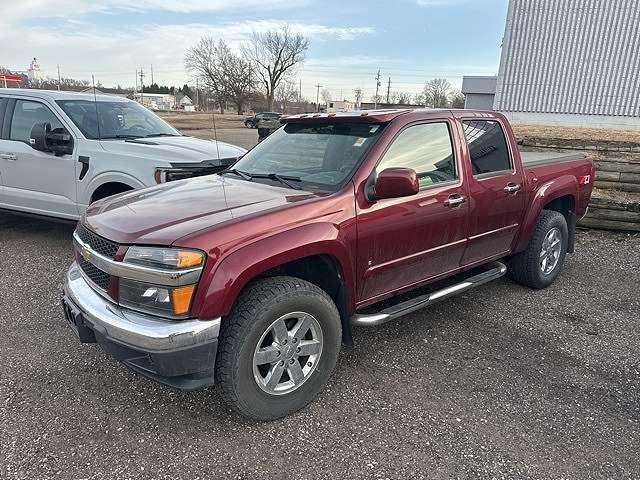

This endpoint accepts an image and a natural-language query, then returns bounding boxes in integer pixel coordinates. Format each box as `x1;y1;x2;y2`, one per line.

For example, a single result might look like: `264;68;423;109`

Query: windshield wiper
251;173;302;190
145;133;180;138
219;168;253;181
99;134;142;139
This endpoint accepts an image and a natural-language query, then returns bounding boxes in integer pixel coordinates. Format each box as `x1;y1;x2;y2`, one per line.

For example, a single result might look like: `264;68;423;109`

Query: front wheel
508;210;568;289
215;276;341;420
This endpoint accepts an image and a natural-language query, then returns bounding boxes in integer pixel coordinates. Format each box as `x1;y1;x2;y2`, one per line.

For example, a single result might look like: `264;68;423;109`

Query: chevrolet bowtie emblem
80;244;92;262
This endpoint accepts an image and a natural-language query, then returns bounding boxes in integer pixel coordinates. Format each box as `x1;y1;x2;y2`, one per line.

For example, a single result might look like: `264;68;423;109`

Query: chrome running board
351;262;507;327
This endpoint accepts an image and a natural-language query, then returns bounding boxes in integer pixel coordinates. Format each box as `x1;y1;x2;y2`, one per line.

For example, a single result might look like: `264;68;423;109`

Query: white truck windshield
56;100;179;140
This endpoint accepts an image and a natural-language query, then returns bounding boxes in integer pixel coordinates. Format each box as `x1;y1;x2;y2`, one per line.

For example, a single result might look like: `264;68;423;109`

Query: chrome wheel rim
540;227;562;275
252;312;323;396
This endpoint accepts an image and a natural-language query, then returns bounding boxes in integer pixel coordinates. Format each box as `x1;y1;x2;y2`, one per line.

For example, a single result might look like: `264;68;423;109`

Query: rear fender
193;223;356;319
513;175;578;253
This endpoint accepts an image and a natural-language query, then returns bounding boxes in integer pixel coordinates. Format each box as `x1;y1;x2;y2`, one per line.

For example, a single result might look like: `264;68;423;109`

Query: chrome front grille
75;225;119;258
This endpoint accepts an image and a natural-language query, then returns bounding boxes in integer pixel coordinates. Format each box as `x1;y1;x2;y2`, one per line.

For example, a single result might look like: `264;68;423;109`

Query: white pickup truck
0;89;246;220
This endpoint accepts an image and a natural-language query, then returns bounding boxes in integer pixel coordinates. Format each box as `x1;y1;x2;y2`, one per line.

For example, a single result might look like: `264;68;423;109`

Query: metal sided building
494;0;640;130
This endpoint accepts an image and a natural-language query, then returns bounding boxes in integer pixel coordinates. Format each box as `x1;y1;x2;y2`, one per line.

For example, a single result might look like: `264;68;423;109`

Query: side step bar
351;262;507;327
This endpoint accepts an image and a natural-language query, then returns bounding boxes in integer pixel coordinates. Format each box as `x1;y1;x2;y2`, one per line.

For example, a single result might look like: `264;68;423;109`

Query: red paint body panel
81;109;595;320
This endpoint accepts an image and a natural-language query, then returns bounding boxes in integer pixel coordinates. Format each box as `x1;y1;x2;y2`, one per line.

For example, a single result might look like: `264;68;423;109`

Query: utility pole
135;69;138;94
57;64;61;91
299;79;302;103
386;77;391;104
138;69;145;105
150;64;154;85
196;78;199;111
315;83;322;112
374;69;381;109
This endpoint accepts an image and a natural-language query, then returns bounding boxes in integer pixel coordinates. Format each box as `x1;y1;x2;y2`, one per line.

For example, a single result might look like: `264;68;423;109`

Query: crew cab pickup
0;89;245;220
62;109;595;420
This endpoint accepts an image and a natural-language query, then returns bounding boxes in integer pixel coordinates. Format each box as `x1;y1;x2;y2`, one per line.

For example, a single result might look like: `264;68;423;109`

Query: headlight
119;246;205;318
124;246;204;270
119;279;197;318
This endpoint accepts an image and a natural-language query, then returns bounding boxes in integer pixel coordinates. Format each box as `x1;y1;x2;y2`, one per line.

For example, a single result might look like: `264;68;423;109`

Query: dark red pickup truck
63;109;595;420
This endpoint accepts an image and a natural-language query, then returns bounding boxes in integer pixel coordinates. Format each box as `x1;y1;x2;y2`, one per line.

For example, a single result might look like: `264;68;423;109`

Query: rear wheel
508;210;568;289
215;276;341;420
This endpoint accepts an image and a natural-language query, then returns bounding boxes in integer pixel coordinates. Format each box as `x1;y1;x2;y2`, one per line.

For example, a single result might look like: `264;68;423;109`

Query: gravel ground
1;212;639;480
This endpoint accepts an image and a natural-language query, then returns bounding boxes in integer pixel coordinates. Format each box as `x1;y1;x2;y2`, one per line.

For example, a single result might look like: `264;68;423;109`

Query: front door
458;118;524;265
0;98;78;218
357;120;469;304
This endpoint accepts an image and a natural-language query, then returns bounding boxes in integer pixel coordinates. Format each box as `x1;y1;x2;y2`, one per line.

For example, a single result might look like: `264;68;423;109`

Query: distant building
326;100;354;113
133;92;175;110
462;76;497;110
494;0;640;129
27;58;43;84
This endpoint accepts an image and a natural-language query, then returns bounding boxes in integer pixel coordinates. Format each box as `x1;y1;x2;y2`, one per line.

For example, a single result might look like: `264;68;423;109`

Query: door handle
504;183;521;194
444;194;465;207
0;153;17;161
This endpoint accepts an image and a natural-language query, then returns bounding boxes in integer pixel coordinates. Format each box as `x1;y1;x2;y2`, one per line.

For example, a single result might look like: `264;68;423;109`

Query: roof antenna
92;74;101;141
211;107;220;161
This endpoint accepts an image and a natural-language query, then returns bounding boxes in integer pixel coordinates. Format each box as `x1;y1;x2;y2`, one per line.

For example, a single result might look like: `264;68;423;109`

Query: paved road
1;211;639;479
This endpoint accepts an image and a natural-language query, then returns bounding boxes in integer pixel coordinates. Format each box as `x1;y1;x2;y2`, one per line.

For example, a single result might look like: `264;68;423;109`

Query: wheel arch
514;175;578;253
192;224;356;344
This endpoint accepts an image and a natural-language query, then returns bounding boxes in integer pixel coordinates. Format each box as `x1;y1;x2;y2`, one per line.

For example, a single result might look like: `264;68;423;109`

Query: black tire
508;210;568;289
215;276;341;421
245;120;254;129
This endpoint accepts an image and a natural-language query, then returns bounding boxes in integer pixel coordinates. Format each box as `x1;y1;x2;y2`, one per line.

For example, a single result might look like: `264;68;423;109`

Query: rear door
458;118;524;265
0;97;8;199
0;98;78;218
357;119;470;303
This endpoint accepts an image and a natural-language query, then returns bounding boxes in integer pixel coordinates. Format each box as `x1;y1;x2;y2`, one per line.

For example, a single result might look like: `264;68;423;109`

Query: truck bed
520;150;587;167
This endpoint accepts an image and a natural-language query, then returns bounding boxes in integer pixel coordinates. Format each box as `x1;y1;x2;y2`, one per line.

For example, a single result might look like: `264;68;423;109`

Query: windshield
56;100;180;140
231;122;385;192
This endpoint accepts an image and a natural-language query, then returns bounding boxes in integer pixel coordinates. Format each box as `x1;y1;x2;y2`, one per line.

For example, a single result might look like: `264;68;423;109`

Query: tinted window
462;120;511;175
57;100;178;140
376;122;456;188
10;100;64;143
232;122;385;191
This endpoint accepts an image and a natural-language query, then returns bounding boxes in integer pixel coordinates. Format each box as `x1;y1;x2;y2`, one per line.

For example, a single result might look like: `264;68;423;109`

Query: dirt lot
1;210;639;479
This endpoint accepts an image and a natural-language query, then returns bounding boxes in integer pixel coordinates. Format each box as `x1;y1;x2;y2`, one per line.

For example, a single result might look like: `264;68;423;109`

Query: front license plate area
62;297;97;344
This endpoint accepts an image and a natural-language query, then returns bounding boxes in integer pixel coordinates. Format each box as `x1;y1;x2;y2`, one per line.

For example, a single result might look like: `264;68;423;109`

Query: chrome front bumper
63;262;221;389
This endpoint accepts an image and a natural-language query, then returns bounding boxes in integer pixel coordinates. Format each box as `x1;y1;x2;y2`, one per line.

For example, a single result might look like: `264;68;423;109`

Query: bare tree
243;25;309;110
320;88;332;107
353;87;363;107
395;91;412;105
423;78;451;108
185;37;255;114
449;89;465;109
275;80;298;113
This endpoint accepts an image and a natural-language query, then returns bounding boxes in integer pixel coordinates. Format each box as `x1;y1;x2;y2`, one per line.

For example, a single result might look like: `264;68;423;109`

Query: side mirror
373;168;419;200
30;122;74;156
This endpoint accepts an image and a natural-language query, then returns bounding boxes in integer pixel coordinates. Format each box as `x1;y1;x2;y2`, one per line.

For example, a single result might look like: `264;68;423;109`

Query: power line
374;69;381;109
315;83;323;112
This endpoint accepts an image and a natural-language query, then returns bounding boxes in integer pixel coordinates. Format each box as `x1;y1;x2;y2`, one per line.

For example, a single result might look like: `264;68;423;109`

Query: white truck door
0;98;78;219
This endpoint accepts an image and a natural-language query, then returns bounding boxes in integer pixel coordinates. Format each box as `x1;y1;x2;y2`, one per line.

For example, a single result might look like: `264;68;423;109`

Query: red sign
0;74;23;83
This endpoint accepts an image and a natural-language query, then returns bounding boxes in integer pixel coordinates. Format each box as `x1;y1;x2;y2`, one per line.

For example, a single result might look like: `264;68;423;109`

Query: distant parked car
244;111;281;129
256;115;282;141
0;89;246;220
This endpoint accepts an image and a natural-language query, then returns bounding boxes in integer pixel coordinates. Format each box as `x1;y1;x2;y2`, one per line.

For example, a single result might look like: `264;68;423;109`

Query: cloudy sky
1;0;508;101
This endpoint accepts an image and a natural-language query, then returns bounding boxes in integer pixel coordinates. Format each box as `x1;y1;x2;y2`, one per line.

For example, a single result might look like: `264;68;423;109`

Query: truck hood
83;175;321;245
99;135;246;164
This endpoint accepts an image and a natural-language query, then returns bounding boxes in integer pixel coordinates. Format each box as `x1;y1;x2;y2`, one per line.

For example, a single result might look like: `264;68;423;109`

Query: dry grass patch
513;124;640;144
158;111;247;130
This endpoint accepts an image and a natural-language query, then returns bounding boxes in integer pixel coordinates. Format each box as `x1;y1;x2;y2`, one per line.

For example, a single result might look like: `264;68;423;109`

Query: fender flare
513;175;578;253
192;222;356;319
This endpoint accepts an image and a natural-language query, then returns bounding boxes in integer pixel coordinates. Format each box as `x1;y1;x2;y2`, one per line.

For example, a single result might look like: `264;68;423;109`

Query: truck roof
0;88;130;103
281;108;491;124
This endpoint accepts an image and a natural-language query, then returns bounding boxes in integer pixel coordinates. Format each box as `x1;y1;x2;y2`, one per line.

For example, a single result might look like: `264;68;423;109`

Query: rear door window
10;100;63;144
462;120;511;175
